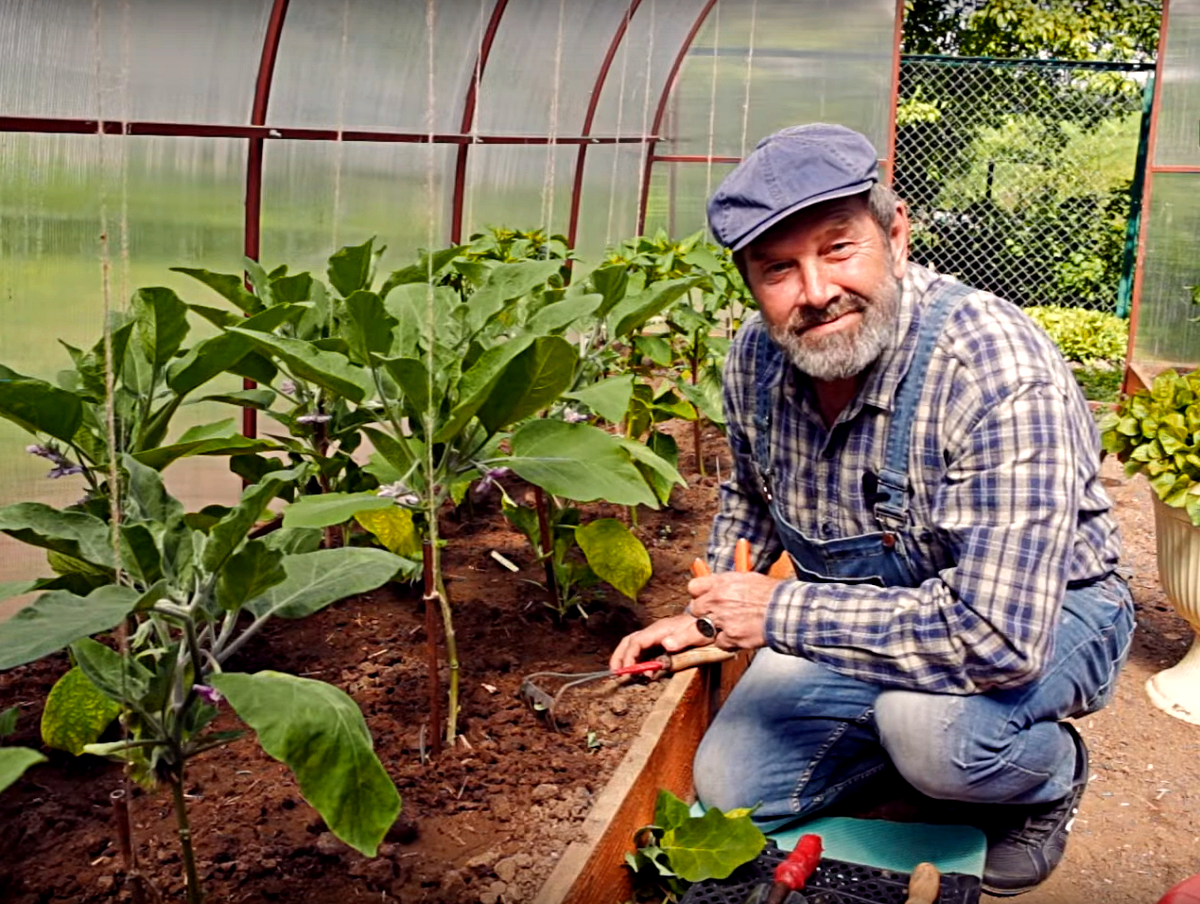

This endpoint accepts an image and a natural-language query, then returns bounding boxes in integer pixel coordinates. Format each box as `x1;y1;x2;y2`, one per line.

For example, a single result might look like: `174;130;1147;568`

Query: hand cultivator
520;645;735;730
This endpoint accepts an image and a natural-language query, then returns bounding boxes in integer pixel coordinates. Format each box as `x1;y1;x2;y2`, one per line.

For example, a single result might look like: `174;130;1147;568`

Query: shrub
1024;305;1128;364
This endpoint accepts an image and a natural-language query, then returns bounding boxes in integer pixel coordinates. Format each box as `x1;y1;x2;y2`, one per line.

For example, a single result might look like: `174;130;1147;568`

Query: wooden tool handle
904;862;941;904
660;647;736;672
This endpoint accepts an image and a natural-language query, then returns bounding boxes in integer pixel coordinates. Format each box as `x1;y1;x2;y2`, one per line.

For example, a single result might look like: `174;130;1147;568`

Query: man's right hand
608;613;714;672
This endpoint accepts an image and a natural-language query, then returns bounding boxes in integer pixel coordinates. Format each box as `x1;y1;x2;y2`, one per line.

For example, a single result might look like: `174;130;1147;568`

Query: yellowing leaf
41;666;121;755
355;507;421;559
576;518;652;601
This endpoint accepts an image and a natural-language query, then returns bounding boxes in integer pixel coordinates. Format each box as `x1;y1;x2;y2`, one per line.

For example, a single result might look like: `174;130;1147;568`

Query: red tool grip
690;558;711;577
612;660;670;677
775;834;822;890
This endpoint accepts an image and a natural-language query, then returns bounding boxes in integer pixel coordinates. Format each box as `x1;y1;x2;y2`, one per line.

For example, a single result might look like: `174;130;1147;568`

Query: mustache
786;294;870;332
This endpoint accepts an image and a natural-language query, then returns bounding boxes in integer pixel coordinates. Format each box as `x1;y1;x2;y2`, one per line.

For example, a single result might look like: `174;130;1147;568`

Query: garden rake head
518;660;667;731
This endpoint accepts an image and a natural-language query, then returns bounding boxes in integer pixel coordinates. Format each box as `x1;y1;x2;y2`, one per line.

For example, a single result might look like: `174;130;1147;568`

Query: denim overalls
749;280;972;586
693;280;1135;822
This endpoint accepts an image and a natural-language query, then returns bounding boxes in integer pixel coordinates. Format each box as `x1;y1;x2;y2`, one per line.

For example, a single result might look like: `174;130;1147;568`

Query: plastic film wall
0;0;900;586
1130;0;1200;380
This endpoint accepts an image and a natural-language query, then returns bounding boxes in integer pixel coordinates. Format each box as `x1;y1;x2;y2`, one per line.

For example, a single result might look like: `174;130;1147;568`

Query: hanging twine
540;0;568;233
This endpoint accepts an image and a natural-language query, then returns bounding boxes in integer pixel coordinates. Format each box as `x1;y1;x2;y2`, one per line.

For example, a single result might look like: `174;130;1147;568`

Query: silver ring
695;616;719;638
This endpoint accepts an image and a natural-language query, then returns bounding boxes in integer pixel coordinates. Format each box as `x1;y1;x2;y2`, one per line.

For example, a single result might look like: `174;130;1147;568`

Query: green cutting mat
692;806;986;877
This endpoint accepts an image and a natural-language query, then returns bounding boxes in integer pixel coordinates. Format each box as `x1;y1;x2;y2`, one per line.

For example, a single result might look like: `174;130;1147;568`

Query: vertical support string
738;0;759;158
605;3;635;245
634;0;657;237
540;0;568;233
331;0;351;248
703;0;721;238
463;0;487;239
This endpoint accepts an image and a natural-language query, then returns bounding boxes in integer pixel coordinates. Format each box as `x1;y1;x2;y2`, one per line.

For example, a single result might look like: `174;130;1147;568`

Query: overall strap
751;322;785;504
874;281;975;531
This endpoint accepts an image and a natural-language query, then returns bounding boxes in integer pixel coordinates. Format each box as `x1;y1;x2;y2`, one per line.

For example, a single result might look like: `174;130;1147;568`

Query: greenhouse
1;1;1200;903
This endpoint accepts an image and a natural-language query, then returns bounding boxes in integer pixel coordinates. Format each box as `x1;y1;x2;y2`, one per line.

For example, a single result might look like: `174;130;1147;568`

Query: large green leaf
0;503;113;569
216;539;287;611
478;336;577;434
610;277;703;338
119;523;163;586
661;807;766;882
465;260;562;334
378;357;430;414
281;492;395;530
676;369;725;426
0;586;141;670
212;671;400;856
653;789;693;833
433;336;536;442
133;418;279;470
227;328;371;403
524;293;603;334
505;420;659;507
202;470;299;573
378;245;466;298
171;266;262;314
328;237;380;298
0;369;83;443
133;287;191;369
0;748;46;794
70;637;154;705
342;290;397;366
245;548;408;620
564;375;635;424
361;426;419;479
576;518;652;601
354;507;422;559
168;304;304;396
40;666;121;755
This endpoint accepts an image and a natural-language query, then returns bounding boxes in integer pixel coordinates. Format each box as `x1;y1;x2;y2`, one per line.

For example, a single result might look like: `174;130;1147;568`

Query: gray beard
765;278;902;381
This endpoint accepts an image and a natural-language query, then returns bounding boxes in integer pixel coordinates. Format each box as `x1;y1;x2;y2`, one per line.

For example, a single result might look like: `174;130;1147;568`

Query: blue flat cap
707;123;880;251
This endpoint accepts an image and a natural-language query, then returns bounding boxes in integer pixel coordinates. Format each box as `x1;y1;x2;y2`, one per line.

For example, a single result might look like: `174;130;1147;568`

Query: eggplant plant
0;458;413;903
240;241;682;747
0;287;279;514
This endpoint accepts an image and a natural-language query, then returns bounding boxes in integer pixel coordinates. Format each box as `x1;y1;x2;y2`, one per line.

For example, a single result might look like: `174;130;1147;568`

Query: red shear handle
775;834;823;890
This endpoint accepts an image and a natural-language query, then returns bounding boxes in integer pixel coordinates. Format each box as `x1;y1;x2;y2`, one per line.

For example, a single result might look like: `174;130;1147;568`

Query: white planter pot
1146;492;1200;724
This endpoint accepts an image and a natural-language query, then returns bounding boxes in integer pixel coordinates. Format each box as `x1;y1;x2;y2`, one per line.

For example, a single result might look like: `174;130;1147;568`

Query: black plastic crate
679;842;981;904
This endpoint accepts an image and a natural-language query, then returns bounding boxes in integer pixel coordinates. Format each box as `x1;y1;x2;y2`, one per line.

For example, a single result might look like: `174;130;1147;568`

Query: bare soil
2;433;1199;904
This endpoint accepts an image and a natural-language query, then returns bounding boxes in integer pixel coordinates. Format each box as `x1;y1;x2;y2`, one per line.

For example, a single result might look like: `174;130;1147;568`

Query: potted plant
1101;352;1200;723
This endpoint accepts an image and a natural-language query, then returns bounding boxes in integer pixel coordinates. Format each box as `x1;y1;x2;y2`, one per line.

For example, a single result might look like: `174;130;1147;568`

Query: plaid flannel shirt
707;263;1122;694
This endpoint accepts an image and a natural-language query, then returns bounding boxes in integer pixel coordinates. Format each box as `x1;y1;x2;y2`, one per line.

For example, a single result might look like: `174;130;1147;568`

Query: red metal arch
636;0;719;235
565;0;645;249
450;0;511;244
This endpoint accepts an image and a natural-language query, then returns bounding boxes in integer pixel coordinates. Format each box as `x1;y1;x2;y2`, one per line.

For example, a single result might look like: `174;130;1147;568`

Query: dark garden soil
5;425;1200;904
0;424;732;904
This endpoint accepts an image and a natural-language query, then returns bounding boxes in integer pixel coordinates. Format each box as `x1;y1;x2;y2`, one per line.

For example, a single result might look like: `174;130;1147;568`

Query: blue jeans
693;574;1135;821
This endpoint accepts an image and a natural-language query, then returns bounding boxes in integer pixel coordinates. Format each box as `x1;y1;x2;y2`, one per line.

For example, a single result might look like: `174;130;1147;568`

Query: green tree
902;0;1160;61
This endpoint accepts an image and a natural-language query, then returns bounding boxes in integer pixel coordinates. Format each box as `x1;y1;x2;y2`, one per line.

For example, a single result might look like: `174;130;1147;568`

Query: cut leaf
212;670;400;855
40;666;121;756
661;807;766;882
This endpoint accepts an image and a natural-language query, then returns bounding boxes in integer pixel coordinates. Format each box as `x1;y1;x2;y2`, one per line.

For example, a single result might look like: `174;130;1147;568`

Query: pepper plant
0;458;412;903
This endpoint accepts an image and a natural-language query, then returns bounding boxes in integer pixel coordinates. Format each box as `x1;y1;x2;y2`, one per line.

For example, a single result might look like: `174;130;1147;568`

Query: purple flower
47;464;85;479
26;444;63;462
377;482;420;507
279;379;297;395
562;409;588;424
473;467;511;498
296;412;332;425
192;684;223;706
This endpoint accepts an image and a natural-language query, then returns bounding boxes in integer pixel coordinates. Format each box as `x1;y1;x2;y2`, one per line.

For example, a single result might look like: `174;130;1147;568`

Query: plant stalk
421;541;443;757
110;789;147;904
425;511;460;747
691;352;706;478
170;772;203;904
532;486;559;608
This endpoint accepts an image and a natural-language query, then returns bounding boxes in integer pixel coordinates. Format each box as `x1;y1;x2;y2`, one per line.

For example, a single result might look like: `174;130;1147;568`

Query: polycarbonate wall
0;0;899;585
1130;0;1200;379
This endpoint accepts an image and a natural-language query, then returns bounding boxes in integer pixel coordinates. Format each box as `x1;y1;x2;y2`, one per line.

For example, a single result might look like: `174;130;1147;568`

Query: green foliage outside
1025;306;1128;363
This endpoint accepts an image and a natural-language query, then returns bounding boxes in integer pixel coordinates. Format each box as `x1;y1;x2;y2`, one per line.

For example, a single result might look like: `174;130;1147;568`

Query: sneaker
981;722;1089;897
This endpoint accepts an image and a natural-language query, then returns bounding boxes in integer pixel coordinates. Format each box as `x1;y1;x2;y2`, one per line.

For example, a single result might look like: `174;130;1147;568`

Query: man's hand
686;571;781;650
609;613;714;672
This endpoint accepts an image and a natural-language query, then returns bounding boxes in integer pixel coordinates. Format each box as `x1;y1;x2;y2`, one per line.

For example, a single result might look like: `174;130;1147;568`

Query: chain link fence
893;56;1154;314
